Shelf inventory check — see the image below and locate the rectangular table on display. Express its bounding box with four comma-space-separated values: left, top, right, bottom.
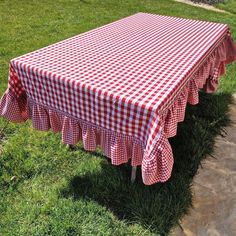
1, 13, 236, 185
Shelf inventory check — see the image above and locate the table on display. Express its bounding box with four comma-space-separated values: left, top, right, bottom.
1, 13, 236, 185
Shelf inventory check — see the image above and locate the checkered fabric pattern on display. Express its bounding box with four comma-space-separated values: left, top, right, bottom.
1, 13, 236, 185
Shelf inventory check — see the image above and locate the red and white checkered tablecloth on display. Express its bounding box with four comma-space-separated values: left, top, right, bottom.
1, 13, 236, 185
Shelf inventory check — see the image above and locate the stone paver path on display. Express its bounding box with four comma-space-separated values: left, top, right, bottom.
174, 0, 231, 14
172, 95, 236, 236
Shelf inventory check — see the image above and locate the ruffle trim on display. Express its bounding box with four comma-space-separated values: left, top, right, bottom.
0, 34, 236, 185
0, 91, 173, 185
160, 34, 236, 139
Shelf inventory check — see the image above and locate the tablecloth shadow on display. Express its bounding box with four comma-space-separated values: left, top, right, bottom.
60, 92, 232, 235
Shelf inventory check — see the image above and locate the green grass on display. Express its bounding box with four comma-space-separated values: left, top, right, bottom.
216, 0, 236, 14
0, 0, 236, 235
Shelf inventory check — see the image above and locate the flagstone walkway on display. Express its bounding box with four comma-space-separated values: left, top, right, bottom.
172, 94, 236, 236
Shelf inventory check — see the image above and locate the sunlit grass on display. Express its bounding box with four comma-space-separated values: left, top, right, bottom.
0, 0, 236, 235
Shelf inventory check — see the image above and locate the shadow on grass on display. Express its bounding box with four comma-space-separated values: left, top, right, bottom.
79, 0, 90, 4
60, 92, 232, 236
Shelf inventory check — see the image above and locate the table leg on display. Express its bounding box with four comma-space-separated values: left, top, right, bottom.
131, 166, 137, 183
66, 144, 74, 150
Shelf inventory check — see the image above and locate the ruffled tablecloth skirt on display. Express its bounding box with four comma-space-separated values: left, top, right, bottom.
1, 34, 236, 185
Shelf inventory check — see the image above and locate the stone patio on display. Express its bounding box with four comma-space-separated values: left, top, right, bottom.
172, 95, 236, 236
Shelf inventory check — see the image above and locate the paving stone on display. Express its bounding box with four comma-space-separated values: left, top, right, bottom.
223, 126, 236, 143
171, 95, 236, 236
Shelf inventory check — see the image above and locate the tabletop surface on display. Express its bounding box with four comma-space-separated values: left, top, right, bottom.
12, 13, 228, 113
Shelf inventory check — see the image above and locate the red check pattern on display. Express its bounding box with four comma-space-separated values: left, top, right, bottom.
1, 13, 236, 185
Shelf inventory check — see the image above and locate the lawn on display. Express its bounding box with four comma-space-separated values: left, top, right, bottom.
0, 0, 236, 235
217, 0, 236, 14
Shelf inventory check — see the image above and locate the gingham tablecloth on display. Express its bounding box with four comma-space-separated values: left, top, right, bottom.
1, 13, 236, 185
